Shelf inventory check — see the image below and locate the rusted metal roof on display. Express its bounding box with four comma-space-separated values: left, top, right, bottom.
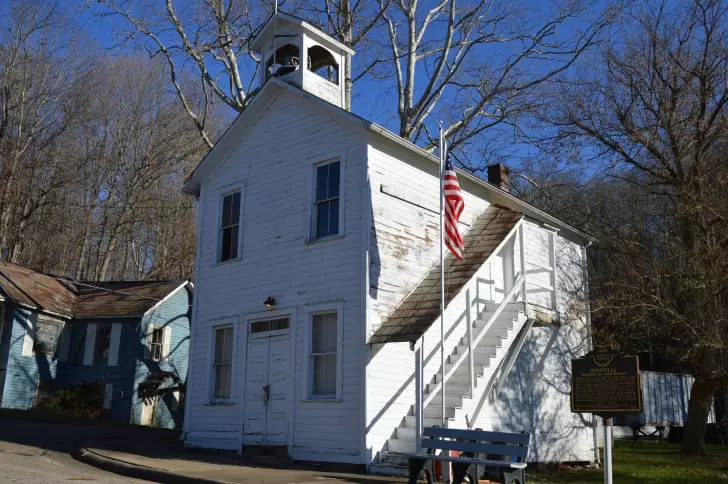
368, 205, 523, 344
0, 261, 187, 319
0, 261, 76, 317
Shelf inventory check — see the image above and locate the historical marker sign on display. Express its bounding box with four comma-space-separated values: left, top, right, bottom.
570, 348, 642, 415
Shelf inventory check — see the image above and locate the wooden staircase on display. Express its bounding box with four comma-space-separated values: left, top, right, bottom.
371, 302, 529, 473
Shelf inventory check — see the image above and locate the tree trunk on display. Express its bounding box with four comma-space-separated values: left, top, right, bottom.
681, 378, 718, 455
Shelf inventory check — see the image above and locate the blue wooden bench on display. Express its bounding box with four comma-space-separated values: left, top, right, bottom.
407, 427, 530, 484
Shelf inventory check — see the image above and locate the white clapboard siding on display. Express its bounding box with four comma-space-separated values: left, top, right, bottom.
83, 323, 97, 366
184, 81, 595, 467
364, 140, 491, 457
186, 89, 367, 463
108, 323, 122, 366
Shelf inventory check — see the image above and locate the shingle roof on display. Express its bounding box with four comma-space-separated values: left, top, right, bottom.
0, 261, 187, 319
73, 280, 188, 319
368, 205, 523, 344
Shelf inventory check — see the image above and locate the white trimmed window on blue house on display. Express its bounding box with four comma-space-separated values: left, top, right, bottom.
95, 325, 111, 362
149, 327, 164, 361
219, 191, 241, 262
312, 160, 340, 239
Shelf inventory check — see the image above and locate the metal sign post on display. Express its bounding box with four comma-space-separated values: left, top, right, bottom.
603, 416, 613, 484
570, 348, 643, 484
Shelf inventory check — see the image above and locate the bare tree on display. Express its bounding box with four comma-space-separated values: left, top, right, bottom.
379, 0, 618, 155
0, 1, 205, 282
545, 0, 728, 454
0, 0, 90, 263
94, 0, 268, 148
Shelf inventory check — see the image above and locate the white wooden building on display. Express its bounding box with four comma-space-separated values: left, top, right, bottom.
182, 12, 599, 472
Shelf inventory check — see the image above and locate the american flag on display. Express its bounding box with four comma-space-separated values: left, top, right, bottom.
442, 146, 465, 260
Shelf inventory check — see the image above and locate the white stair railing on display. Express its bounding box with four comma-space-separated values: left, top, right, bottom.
413, 221, 528, 454
422, 273, 525, 408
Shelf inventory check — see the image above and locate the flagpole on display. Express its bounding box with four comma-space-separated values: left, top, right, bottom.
439, 124, 446, 428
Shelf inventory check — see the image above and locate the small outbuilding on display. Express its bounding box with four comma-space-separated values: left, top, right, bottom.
0, 261, 192, 429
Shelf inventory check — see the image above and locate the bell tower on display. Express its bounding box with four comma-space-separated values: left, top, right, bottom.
251, 12, 355, 110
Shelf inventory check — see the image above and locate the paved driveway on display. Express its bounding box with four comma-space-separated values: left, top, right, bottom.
0, 419, 406, 483
0, 436, 146, 483
0, 418, 166, 483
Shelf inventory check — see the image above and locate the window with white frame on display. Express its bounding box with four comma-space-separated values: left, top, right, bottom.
219, 191, 241, 262
149, 328, 164, 362
213, 326, 234, 400
312, 160, 340, 239
95, 325, 112, 362
310, 310, 339, 398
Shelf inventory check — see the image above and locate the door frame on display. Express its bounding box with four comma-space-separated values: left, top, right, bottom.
240, 307, 297, 452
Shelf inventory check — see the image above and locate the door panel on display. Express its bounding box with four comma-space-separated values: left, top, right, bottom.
243, 321, 290, 447
243, 337, 269, 444
265, 333, 289, 444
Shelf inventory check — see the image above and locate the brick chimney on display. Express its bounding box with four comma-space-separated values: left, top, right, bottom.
487, 163, 510, 192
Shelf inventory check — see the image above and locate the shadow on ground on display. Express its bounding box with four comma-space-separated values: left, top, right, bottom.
0, 417, 403, 483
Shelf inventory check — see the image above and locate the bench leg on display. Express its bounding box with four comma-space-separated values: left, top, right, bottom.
500, 467, 526, 484
451, 462, 476, 484
408, 457, 427, 484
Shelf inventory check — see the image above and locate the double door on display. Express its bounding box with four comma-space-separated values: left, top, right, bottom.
243, 317, 290, 446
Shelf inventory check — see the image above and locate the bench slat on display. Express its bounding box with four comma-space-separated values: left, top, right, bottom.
420, 438, 528, 458
423, 427, 530, 445
408, 454, 527, 469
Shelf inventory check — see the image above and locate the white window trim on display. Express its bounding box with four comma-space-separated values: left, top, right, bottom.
309, 155, 345, 242
303, 301, 343, 401
247, 312, 292, 339
216, 184, 244, 265
145, 324, 170, 362
209, 322, 237, 404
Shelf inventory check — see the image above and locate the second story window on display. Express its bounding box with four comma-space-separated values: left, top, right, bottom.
219, 191, 241, 262
313, 161, 340, 239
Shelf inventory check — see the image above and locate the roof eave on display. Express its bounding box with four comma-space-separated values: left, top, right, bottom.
366, 123, 597, 245
251, 12, 356, 55
141, 281, 192, 318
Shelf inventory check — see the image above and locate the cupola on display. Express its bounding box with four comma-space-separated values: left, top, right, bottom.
251, 12, 355, 110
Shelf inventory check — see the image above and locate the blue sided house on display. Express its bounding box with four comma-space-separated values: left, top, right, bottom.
0, 261, 192, 429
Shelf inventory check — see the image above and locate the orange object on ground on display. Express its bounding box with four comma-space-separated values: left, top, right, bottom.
433, 450, 459, 480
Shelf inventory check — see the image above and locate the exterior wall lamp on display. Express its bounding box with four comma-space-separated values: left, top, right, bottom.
264, 297, 276, 308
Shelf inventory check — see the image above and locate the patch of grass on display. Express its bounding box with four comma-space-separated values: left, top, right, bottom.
530, 440, 728, 483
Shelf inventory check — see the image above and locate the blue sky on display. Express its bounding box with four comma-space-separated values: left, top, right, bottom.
62, 0, 617, 178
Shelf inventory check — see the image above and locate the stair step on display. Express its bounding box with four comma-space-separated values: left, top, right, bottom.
404, 415, 444, 428
474, 318, 514, 330
458, 336, 502, 349
369, 463, 409, 476
424, 405, 456, 419
372, 452, 410, 472
387, 437, 416, 454
435, 370, 485, 385
425, 383, 470, 396
425, 393, 465, 408
397, 426, 416, 440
